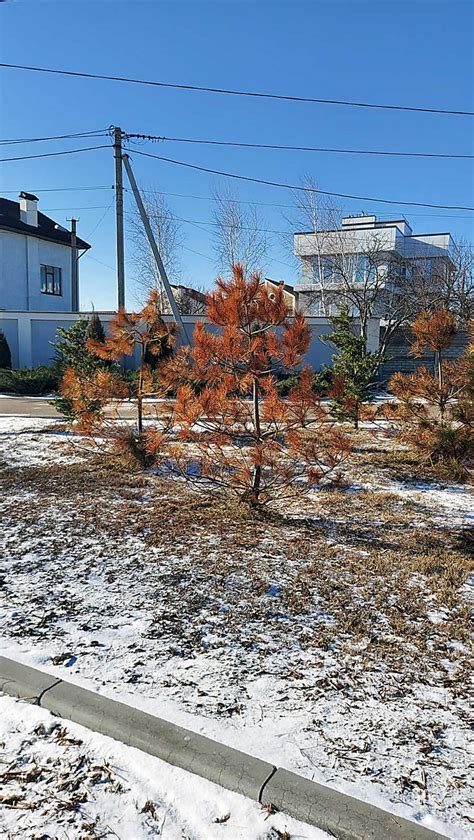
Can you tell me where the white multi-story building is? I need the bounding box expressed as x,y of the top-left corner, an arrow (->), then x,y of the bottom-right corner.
0,192 -> 90,313
294,213 -> 456,315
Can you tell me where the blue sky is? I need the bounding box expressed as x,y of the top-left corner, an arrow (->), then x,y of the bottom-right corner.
1,0 -> 473,310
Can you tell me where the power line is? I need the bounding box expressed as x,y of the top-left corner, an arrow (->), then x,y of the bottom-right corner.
127,133 -> 474,161
1,183 -> 470,220
183,244 -> 215,262
2,62 -> 473,116
84,196 -> 116,239
0,185 -> 114,193
0,144 -> 110,163
123,186 -> 474,219
43,205 -> 110,211
123,147 -> 474,211
125,206 -> 474,240
0,129 -> 109,146
83,253 -> 116,272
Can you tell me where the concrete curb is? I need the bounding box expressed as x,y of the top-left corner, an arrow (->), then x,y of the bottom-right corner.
0,657 -> 449,840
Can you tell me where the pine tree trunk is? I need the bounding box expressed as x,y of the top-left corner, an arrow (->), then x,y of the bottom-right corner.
137,394 -> 143,434
436,350 -> 445,422
354,402 -> 360,430
251,376 -> 262,503
436,351 -> 443,390
137,347 -> 144,435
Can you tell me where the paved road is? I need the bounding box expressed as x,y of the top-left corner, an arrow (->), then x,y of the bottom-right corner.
0,396 -> 143,419
0,393 -> 398,420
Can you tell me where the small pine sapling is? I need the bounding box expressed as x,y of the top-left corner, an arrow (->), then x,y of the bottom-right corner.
322,307 -> 382,428
52,317 -> 110,420
60,289 -> 176,464
0,329 -> 12,369
411,308 -> 457,390
161,264 -> 350,506
60,366 -> 128,434
387,309 -> 472,479
86,289 -> 175,435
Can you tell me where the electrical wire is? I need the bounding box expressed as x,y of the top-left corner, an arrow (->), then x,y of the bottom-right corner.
0,145 -> 111,163
123,186 -> 473,219
84,196 -> 116,240
1,184 -> 470,218
0,129 -> 109,146
0,185 -> 114,193
182,244 -> 215,262
2,184 -> 471,219
83,253 -> 116,272
123,148 -> 474,211
124,206 -> 474,242
126,133 -> 474,161
42,205 -> 110,211
2,62 -> 473,116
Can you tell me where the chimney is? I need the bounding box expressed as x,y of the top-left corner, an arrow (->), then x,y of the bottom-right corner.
19,191 -> 39,227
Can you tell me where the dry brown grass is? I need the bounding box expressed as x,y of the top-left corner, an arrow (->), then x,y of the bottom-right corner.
1,429 -> 472,685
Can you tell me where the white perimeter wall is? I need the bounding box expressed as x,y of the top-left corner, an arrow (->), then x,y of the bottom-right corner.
0,311 -> 380,370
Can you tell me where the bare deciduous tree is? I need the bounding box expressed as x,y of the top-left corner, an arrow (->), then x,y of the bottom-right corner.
128,188 -> 184,302
327,230 -> 411,352
424,238 -> 473,323
281,175 -> 341,317
212,184 -> 268,275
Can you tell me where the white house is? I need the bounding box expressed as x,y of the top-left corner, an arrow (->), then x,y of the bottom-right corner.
294,213 -> 456,315
0,192 -> 90,313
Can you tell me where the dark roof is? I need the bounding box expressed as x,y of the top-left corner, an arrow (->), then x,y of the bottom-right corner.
171,283 -> 207,301
0,196 -> 91,250
19,191 -> 39,202
264,277 -> 296,296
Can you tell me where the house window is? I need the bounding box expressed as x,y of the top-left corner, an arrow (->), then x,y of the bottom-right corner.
355,255 -> 366,284
354,255 -> 377,284
41,265 -> 62,296
315,256 -> 334,283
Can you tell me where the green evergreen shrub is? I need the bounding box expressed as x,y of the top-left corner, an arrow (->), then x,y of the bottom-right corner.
51,316 -> 111,419
0,365 -> 61,395
322,306 -> 383,428
0,330 -> 12,369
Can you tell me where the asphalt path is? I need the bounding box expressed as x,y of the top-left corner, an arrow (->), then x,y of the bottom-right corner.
0,396 -> 148,419
0,393 -> 397,421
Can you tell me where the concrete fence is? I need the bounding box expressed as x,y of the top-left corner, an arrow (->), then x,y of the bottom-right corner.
0,309 -> 381,371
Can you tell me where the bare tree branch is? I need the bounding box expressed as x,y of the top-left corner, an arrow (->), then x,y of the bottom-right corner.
128,187 -> 184,302
281,175 -> 342,315
212,184 -> 268,276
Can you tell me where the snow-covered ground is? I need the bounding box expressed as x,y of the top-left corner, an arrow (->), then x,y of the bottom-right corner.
1,416 -> 472,839
0,694 -> 326,840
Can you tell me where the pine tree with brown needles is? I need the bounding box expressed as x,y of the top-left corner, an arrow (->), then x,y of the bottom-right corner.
160,264 -> 350,506
386,310 -> 472,480
60,289 -> 175,461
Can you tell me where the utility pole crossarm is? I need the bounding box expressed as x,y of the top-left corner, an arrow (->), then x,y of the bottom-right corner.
122,152 -> 189,343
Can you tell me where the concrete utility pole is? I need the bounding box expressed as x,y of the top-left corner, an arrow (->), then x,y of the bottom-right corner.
122,153 -> 189,343
113,126 -> 126,309
68,217 -> 79,312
